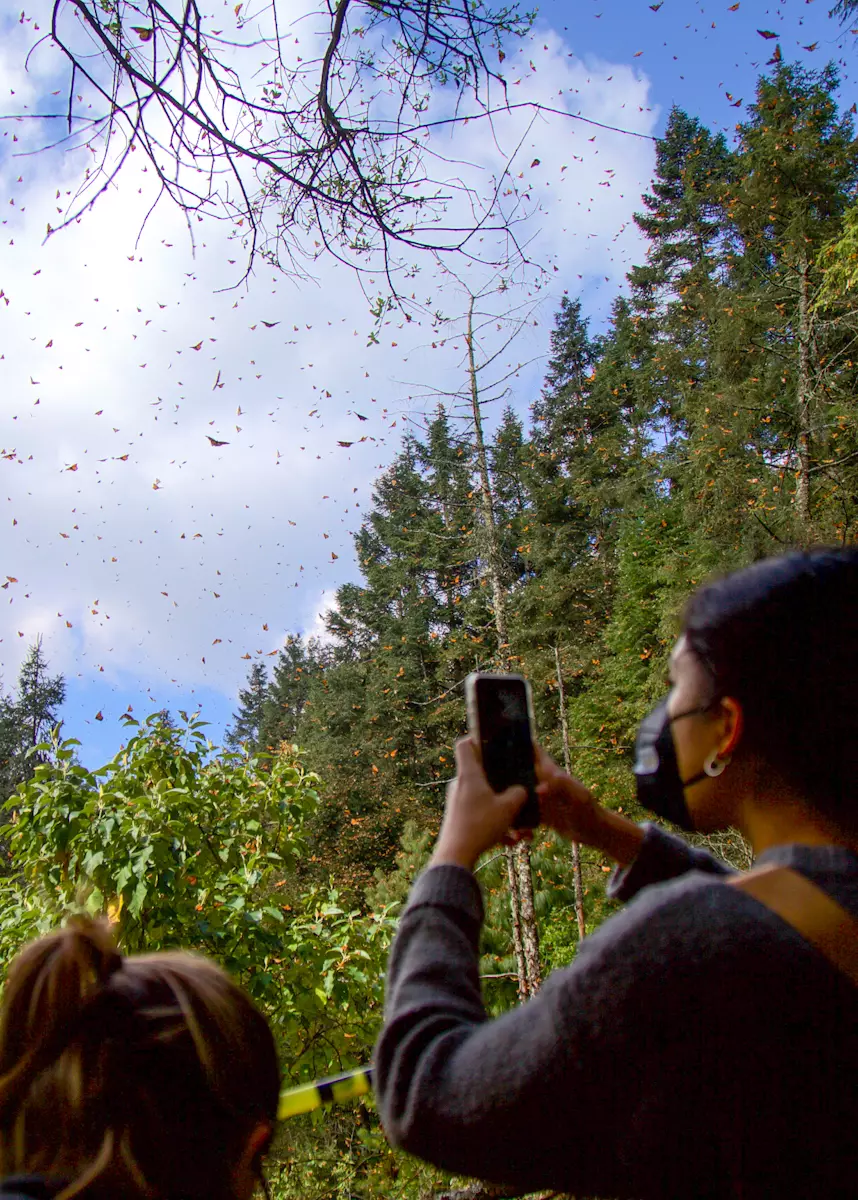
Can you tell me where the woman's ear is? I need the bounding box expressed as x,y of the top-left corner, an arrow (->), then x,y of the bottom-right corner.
234,1121 -> 273,1200
719,696 -> 744,757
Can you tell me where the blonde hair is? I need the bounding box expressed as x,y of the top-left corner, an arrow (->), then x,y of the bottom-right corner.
0,918 -> 280,1200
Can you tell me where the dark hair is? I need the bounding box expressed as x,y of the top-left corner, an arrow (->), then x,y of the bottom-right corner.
0,918 -> 280,1200
681,548 -> 858,827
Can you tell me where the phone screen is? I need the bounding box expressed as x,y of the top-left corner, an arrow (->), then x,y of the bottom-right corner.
476,677 -> 535,795
467,676 -> 538,829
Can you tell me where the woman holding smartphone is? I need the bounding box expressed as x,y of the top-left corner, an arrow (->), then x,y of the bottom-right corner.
374,548 -> 858,1200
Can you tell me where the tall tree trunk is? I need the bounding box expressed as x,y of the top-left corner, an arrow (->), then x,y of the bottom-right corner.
505,847 -> 528,1003
554,646 -> 586,942
796,250 -> 813,534
467,297 -> 511,661
466,296 -> 541,998
515,841 -> 541,991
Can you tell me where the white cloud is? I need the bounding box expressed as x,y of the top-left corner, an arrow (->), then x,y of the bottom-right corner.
306,589 -> 340,647
0,6 -> 657,741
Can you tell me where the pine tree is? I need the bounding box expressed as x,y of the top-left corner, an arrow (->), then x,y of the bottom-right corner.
716,62 -> 858,542
0,705 -> 22,804
628,106 -> 733,434
293,426 -> 480,895
621,107 -> 752,576
257,638 -> 322,751
632,106 -> 731,302
515,295 -> 647,678
621,106 -> 752,574
0,639 -> 65,802
830,1 -> 858,22
489,405 -> 531,582
226,662 -> 270,751
522,292 -> 601,613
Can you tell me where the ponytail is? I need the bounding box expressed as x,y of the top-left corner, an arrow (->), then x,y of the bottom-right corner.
0,919 -> 280,1200
0,918 -> 121,1122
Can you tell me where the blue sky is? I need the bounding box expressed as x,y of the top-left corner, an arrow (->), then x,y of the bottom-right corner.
1,0 -> 855,767
541,0 -> 855,136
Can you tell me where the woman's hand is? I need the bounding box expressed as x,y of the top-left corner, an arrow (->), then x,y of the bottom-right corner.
534,745 -> 604,844
429,740 -> 646,874
535,745 -> 645,866
429,738 -> 528,872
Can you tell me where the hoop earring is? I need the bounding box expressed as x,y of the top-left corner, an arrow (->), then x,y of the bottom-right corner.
704,751 -> 730,778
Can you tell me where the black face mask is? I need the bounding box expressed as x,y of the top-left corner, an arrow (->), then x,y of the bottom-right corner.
633,698 -> 711,832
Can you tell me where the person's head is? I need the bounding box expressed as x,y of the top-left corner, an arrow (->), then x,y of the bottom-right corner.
0,918 -> 280,1200
662,547 -> 858,836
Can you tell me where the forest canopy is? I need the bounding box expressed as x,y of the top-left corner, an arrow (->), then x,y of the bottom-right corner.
235,60 -> 858,889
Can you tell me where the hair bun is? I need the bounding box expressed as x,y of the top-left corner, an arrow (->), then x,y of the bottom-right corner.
0,917 -> 123,1120
63,916 -> 123,987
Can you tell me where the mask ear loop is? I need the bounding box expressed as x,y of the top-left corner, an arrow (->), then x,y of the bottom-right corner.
672,681 -> 736,785
703,687 -> 744,778
669,703 -> 732,789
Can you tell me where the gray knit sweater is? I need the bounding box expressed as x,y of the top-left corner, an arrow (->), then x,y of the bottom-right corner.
374,824 -> 858,1199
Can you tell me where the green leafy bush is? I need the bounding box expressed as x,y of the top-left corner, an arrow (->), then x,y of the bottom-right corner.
0,713 -> 433,1198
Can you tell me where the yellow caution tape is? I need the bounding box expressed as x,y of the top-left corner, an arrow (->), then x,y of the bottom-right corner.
277,1066 -> 374,1120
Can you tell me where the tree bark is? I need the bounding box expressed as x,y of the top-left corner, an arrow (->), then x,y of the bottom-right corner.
466,297 -> 511,659
796,250 -> 813,534
515,840 -> 541,992
466,295 -> 541,999
505,846 -> 529,1003
554,646 -> 586,942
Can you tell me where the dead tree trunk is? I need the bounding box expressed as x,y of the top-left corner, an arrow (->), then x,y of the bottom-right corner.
796,250 -> 813,534
554,646 -> 586,942
515,841 -> 541,991
467,298 -> 512,668
504,846 -> 528,1003
466,296 -> 540,999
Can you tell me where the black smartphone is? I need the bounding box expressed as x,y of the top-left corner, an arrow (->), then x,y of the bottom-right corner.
464,672 -> 540,829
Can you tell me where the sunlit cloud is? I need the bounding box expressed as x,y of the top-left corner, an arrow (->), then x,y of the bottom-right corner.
1,9 -> 657,747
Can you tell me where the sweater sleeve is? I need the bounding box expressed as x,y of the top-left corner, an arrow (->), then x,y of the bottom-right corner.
374,859 -> 751,1198
607,821 -> 735,903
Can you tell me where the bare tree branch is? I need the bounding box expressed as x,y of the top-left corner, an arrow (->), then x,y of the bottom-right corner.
8,0 -> 653,291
